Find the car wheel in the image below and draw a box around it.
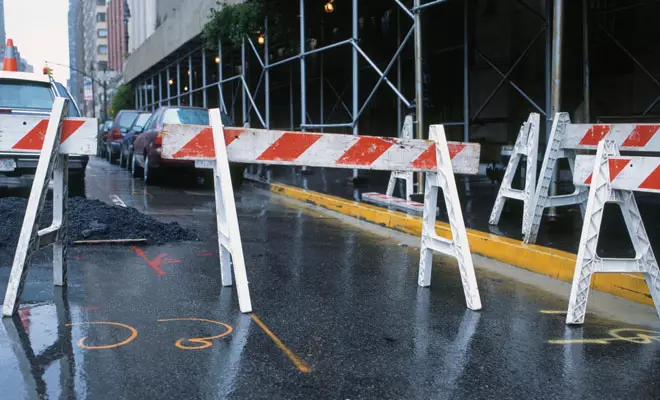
[68,171,86,197]
[143,154,157,185]
[131,152,142,178]
[230,163,247,190]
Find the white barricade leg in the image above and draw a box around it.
[52,155,69,286]
[386,115,415,199]
[524,113,589,243]
[209,109,252,313]
[417,125,482,311]
[489,113,539,228]
[566,140,660,324]
[3,98,67,317]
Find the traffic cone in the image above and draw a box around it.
[3,39,18,72]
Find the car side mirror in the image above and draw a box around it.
[135,127,144,133]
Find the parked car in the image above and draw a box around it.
[98,120,113,158]
[0,70,88,193]
[106,110,140,164]
[119,112,152,168]
[131,106,245,188]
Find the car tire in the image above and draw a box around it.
[143,154,158,185]
[119,148,127,168]
[230,163,247,190]
[68,171,85,197]
[131,153,142,178]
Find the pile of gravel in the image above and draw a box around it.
[0,197,199,252]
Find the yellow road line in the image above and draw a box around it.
[267,182,653,307]
[250,314,312,374]
[539,310,567,314]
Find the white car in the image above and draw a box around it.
[0,70,87,192]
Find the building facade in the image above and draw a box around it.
[0,0,5,46]
[81,0,110,117]
[107,0,126,72]
[67,0,81,107]
[126,0,157,53]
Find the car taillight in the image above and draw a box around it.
[112,128,121,139]
[154,133,163,146]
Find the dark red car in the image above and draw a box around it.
[131,106,244,187]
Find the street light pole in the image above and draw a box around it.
[90,63,96,119]
[46,60,109,121]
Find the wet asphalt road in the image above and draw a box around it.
[1,158,660,399]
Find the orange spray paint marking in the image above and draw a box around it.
[250,314,312,374]
[131,246,183,276]
[66,321,138,350]
[156,318,233,350]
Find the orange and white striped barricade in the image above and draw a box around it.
[2,98,98,317]
[523,113,660,244]
[489,113,540,229]
[161,109,483,313]
[567,140,660,324]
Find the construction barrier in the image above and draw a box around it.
[489,113,539,229]
[161,109,482,313]
[567,140,660,324]
[491,112,660,244]
[2,98,98,317]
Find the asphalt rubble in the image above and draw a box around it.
[0,197,199,260]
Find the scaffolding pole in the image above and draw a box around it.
[582,0,590,122]
[265,17,270,129]
[351,0,359,178]
[414,0,424,191]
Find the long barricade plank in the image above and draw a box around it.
[162,114,482,312]
[563,123,660,151]
[574,155,660,193]
[2,98,78,317]
[566,140,660,325]
[0,115,97,154]
[162,124,480,175]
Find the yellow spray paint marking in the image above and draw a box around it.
[539,310,567,315]
[66,321,138,350]
[250,314,312,374]
[549,329,660,345]
[156,318,233,350]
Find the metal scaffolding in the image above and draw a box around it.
[133,0,571,191]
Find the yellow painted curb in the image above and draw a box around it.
[269,182,653,307]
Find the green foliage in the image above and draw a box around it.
[202,0,265,51]
[110,84,134,118]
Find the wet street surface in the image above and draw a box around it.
[255,165,660,257]
[1,158,660,399]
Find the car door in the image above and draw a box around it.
[134,109,161,167]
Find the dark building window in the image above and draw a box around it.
[97,61,108,71]
[98,29,108,38]
[97,13,106,22]
[98,45,108,55]
[97,0,106,5]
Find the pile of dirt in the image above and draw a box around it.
[0,197,199,253]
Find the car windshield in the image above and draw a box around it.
[54,82,80,117]
[118,112,140,129]
[162,108,210,125]
[132,113,152,129]
[0,80,53,110]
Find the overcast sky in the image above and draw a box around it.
[5,0,70,82]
